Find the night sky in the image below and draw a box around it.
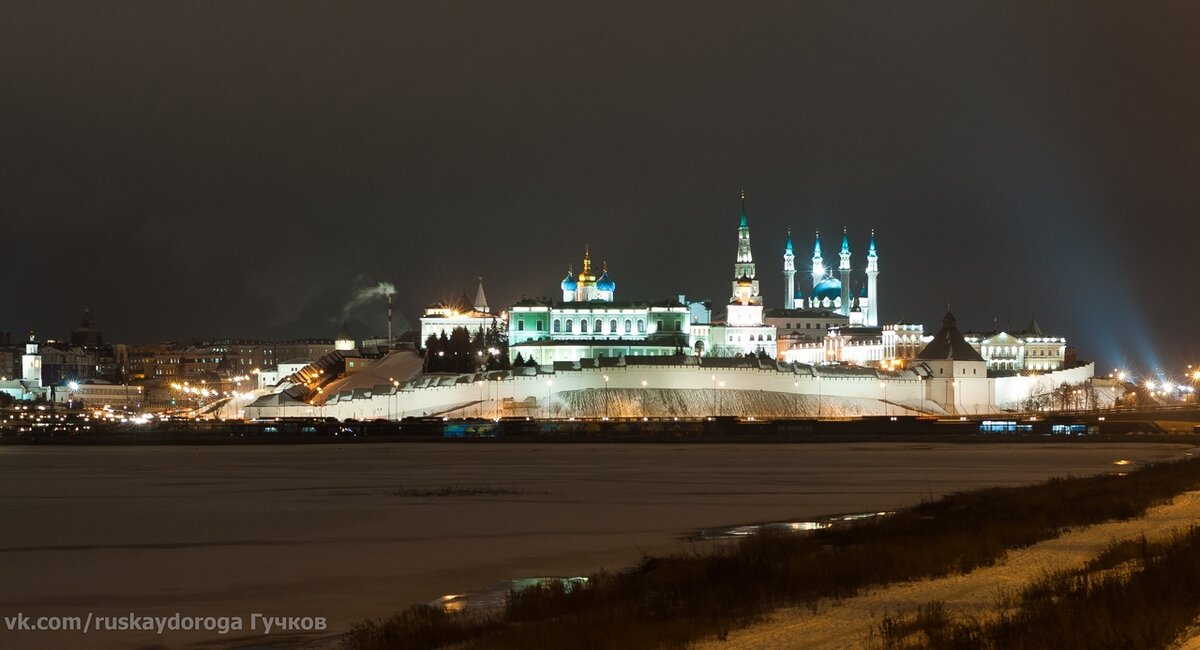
[3,2,1198,374]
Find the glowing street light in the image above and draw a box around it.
[603,374,610,420]
[545,379,553,419]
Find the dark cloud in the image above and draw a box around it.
[1,2,1197,371]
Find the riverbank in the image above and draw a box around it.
[341,447,1200,649]
[697,487,1200,649]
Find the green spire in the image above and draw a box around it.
[739,190,747,228]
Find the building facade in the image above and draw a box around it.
[508,249,691,364]
[963,320,1067,372]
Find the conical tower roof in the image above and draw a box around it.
[916,312,985,362]
[473,278,489,313]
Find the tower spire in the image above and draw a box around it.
[865,229,879,326]
[783,227,796,309]
[739,189,748,228]
[838,227,852,316]
[732,192,759,302]
[811,229,825,291]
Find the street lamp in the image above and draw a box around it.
[880,381,888,416]
[545,379,553,419]
[640,380,648,419]
[718,380,725,416]
[815,374,822,419]
[794,381,799,419]
[603,374,610,420]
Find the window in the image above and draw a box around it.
[656,319,664,331]
[595,319,602,333]
[517,321,525,331]
[625,319,633,334]
[553,319,561,333]
[565,319,573,333]
[537,320,544,331]
[610,319,617,333]
[580,320,588,333]
[673,321,681,331]
[637,319,646,334]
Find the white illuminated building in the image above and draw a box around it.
[0,332,48,401]
[508,248,692,364]
[963,320,1067,372]
[917,312,991,414]
[419,279,502,345]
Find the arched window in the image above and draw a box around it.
[553,319,561,333]
[637,319,645,334]
[580,319,588,333]
[610,319,618,333]
[624,319,633,334]
[565,319,574,333]
[595,319,603,333]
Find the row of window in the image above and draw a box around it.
[731,333,773,342]
[516,318,683,334]
[981,346,1060,357]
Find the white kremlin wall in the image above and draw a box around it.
[992,363,1096,409]
[247,358,1095,421]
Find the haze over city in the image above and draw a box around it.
[3,2,1199,371]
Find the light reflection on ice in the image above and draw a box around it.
[694,511,894,541]
[432,576,589,613]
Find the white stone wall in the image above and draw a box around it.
[250,361,1096,421]
[993,363,1096,408]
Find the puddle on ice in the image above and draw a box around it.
[432,576,589,613]
[693,511,894,541]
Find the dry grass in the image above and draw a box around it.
[876,527,1200,649]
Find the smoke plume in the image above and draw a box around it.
[342,281,395,318]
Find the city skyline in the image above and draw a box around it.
[3,3,1198,371]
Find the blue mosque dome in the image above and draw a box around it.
[812,277,841,300]
[561,271,577,292]
[596,270,615,292]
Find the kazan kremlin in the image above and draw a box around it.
[244,196,1102,421]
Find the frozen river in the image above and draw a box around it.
[0,441,1191,648]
